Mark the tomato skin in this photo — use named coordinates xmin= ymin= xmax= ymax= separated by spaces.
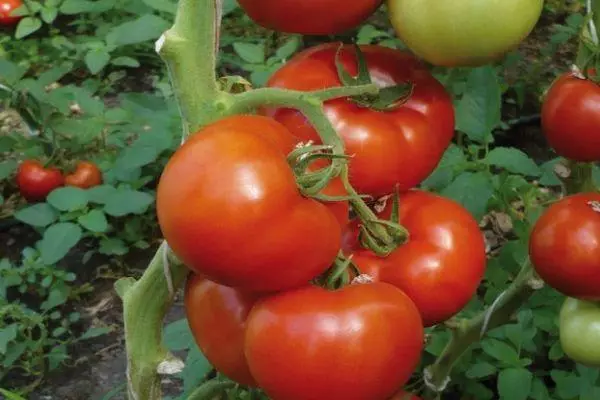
xmin=350 ymin=190 xmax=487 ymax=327
xmin=245 ymin=282 xmax=424 ymax=400
xmin=237 ymin=0 xmax=381 ymax=35
xmin=387 ymin=0 xmax=543 ymax=67
xmin=0 ymin=0 xmax=22 ymax=25
xmin=264 ymin=43 xmax=455 ymax=197
xmin=16 ymin=160 xmax=64 ymax=202
xmin=530 ymin=193 xmax=600 ymax=300
xmin=184 ymin=274 xmax=257 ymax=386
xmin=559 ymin=297 xmax=600 ymax=367
xmin=64 ymin=161 xmax=103 ymax=189
xmin=157 ymin=115 xmax=342 ymax=293
xmin=541 ymin=72 xmax=600 ymax=162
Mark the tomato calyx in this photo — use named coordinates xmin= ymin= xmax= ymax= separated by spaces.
xmin=335 ymin=44 xmax=414 ymax=112
xmin=358 ymin=190 xmax=408 ymax=256
xmin=588 ymin=200 xmax=600 ymax=212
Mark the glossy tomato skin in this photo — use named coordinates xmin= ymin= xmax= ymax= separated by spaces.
xmin=264 ymin=43 xmax=455 ymax=197
xmin=157 ymin=115 xmax=342 ymax=293
xmin=184 ymin=274 xmax=257 ymax=386
xmin=0 ymin=0 xmax=22 ymax=25
xmin=16 ymin=160 xmax=64 ymax=202
xmin=541 ymin=72 xmax=600 ymax=162
xmin=350 ymin=190 xmax=487 ymax=327
xmin=559 ymin=297 xmax=600 ymax=367
xmin=530 ymin=193 xmax=600 ymax=300
xmin=65 ymin=161 xmax=103 ymax=189
xmin=237 ymin=0 xmax=381 ymax=35
xmin=245 ymin=282 xmax=424 ymax=400
xmin=387 ymin=0 xmax=543 ymax=67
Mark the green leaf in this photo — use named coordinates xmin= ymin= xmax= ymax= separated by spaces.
xmin=85 ymin=49 xmax=111 ymax=74
xmin=47 ymin=344 xmax=69 ymax=371
xmin=111 ymin=56 xmax=141 ymax=68
xmin=0 ymin=59 xmax=27 ymax=85
xmin=233 ymin=42 xmax=265 ymax=64
xmin=466 ymin=362 xmax=497 ymax=379
xmin=106 ymin=14 xmax=170 ymax=46
xmin=441 ymin=172 xmax=494 ymax=220
xmin=78 ymin=209 xmax=109 ymax=233
xmin=481 ymin=339 xmax=520 ymax=365
xmin=40 ymin=6 xmax=58 ymax=23
xmin=2 ymin=342 xmax=27 ymax=368
xmin=14 ymin=203 xmax=58 ymax=227
xmin=181 ymin=346 xmax=212 ymax=395
xmin=0 ymin=160 xmax=18 ymax=180
xmin=275 ymin=36 xmax=301 ymax=60
xmin=104 ymin=189 xmax=154 ymax=217
xmin=86 ymin=185 xmax=118 ymax=205
xmin=79 ymin=326 xmax=112 ymax=340
xmin=41 ymin=284 xmax=70 ymax=310
xmin=0 ymin=324 xmax=18 ymax=354
xmin=15 ymin=17 xmax=42 ymax=39
xmin=50 ymin=117 xmax=104 ymax=144
xmin=47 ymin=187 xmax=89 ymax=211
xmin=456 ymin=66 xmax=502 ymax=143
xmin=0 ymin=388 xmax=28 ymax=400
xmin=421 ymin=145 xmax=467 ymax=190
xmin=498 ymin=368 xmax=532 ymax=400
xmin=39 ymin=223 xmax=83 ymax=265
xmin=164 ymin=319 xmax=194 ymax=351
xmin=99 ymin=238 xmax=128 ymax=256
xmin=59 ymin=0 xmax=111 ymax=14
xmin=485 ymin=147 xmax=541 ymax=176
xmin=114 ymin=145 xmax=160 ymax=171
xmin=142 ymin=0 xmax=176 ymax=14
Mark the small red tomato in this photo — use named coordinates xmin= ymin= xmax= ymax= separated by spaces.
xmin=530 ymin=193 xmax=600 ymax=300
xmin=184 ymin=274 xmax=257 ymax=386
xmin=16 ymin=160 xmax=64 ymax=202
xmin=541 ymin=71 xmax=600 ymax=162
xmin=65 ymin=161 xmax=103 ymax=189
xmin=244 ymin=282 xmax=424 ymax=400
xmin=0 ymin=0 xmax=22 ymax=25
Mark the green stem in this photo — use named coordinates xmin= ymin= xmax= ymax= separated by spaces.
xmin=563 ymin=161 xmax=597 ymax=194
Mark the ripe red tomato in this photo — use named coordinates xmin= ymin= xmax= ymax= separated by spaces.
xmin=350 ymin=190 xmax=487 ymax=326
xmin=64 ymin=161 xmax=103 ymax=189
xmin=16 ymin=160 xmax=64 ymax=202
xmin=244 ymin=282 xmax=424 ymax=400
xmin=237 ymin=0 xmax=381 ymax=35
xmin=530 ymin=193 xmax=600 ymax=300
xmin=0 ymin=0 xmax=22 ymax=25
xmin=541 ymin=71 xmax=600 ymax=162
xmin=389 ymin=390 xmax=421 ymax=400
xmin=157 ymin=115 xmax=342 ymax=292
xmin=264 ymin=43 xmax=455 ymax=197
xmin=184 ymin=274 xmax=257 ymax=386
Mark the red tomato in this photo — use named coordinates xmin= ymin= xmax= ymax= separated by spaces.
xmin=529 ymin=193 xmax=600 ymax=300
xmin=389 ymin=390 xmax=421 ymax=400
xmin=237 ymin=0 xmax=381 ymax=35
xmin=157 ymin=115 xmax=342 ymax=292
xmin=244 ymin=282 xmax=424 ymax=400
xmin=16 ymin=160 xmax=64 ymax=202
xmin=264 ymin=43 xmax=455 ymax=197
xmin=65 ymin=161 xmax=103 ymax=189
xmin=0 ymin=0 xmax=22 ymax=25
xmin=541 ymin=71 xmax=600 ymax=162
xmin=350 ymin=190 xmax=487 ymax=326
xmin=184 ymin=274 xmax=257 ymax=386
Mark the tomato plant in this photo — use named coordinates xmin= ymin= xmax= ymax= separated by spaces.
xmin=16 ymin=160 xmax=64 ymax=202
xmin=264 ymin=43 xmax=455 ymax=197
xmin=530 ymin=193 xmax=600 ymax=300
xmin=541 ymin=71 xmax=600 ymax=162
xmin=244 ymin=282 xmax=424 ymax=400
xmin=64 ymin=161 xmax=103 ymax=189
xmin=0 ymin=0 xmax=22 ymax=25
xmin=386 ymin=0 xmax=544 ymax=67
xmin=156 ymin=115 xmax=342 ymax=292
xmin=236 ymin=0 xmax=381 ymax=35
xmin=559 ymin=297 xmax=600 ymax=367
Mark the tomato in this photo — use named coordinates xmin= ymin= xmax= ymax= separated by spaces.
xmin=386 ymin=0 xmax=543 ymax=67
xmin=264 ymin=43 xmax=455 ymax=197
xmin=184 ymin=274 xmax=257 ymax=386
xmin=0 ymin=0 xmax=22 ymax=25
xmin=541 ymin=71 xmax=600 ymax=162
xmin=16 ymin=160 xmax=64 ymax=202
xmin=559 ymin=297 xmax=600 ymax=367
xmin=157 ymin=115 xmax=342 ymax=292
xmin=350 ymin=190 xmax=487 ymax=327
xmin=237 ymin=0 xmax=381 ymax=35
xmin=65 ymin=161 xmax=103 ymax=189
xmin=244 ymin=282 xmax=424 ymax=400
xmin=389 ymin=390 xmax=421 ymax=400
xmin=529 ymin=193 xmax=600 ymax=300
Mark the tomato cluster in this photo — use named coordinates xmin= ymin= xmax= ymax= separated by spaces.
xmin=0 ymin=0 xmax=22 ymax=26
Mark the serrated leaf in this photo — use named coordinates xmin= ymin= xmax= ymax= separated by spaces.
xmin=233 ymin=42 xmax=265 ymax=64
xmin=47 ymin=187 xmax=88 ymax=211
xmin=498 ymin=368 xmax=532 ymax=400
xmin=441 ymin=172 xmax=494 ymax=220
xmin=78 ymin=209 xmax=108 ymax=233
xmin=485 ymin=147 xmax=541 ymax=176
xmin=15 ymin=17 xmax=42 ymax=39
xmin=104 ymin=189 xmax=154 ymax=217
xmin=39 ymin=223 xmax=83 ymax=264
xmin=85 ymin=49 xmax=111 ymax=74
xmin=106 ymin=14 xmax=170 ymax=46
xmin=14 ymin=203 xmax=58 ymax=227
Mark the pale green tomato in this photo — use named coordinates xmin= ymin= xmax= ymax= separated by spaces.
xmin=386 ymin=0 xmax=544 ymax=67
xmin=559 ymin=297 xmax=600 ymax=367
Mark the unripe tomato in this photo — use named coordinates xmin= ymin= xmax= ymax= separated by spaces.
xmin=237 ymin=0 xmax=382 ymax=35
xmin=0 ymin=0 xmax=22 ymax=25
xmin=541 ymin=71 xmax=600 ymax=162
xmin=65 ymin=161 xmax=103 ymax=189
xmin=184 ymin=274 xmax=257 ymax=386
xmin=530 ymin=193 xmax=600 ymax=300
xmin=157 ymin=115 xmax=342 ymax=293
xmin=16 ymin=160 xmax=64 ymax=202
xmin=245 ymin=282 xmax=424 ymax=400
xmin=386 ymin=0 xmax=543 ymax=67
xmin=559 ymin=297 xmax=600 ymax=367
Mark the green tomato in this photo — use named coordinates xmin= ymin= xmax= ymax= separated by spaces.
xmin=386 ymin=0 xmax=544 ymax=67
xmin=559 ymin=297 xmax=600 ymax=367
